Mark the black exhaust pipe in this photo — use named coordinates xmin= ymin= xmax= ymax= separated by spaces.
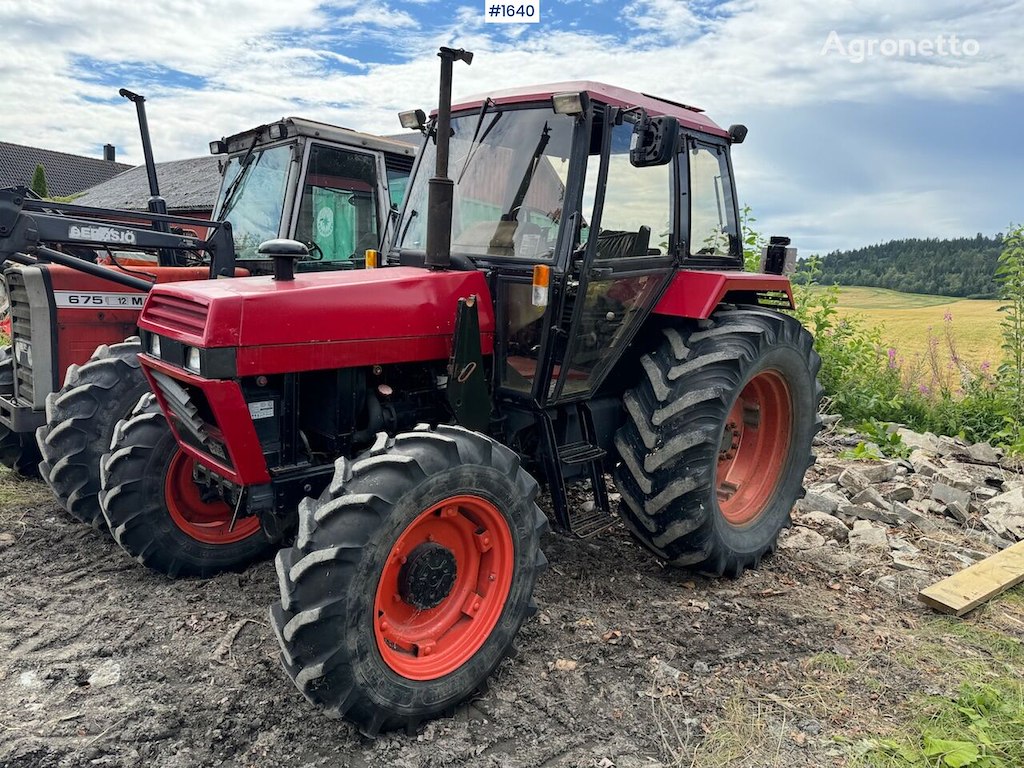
xmin=424 ymin=46 xmax=473 ymax=271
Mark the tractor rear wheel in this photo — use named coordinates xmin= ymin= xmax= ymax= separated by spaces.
xmin=0 ymin=345 xmax=41 ymax=477
xmin=270 ymin=426 xmax=548 ymax=735
xmin=100 ymin=394 xmax=274 ymax=578
xmin=36 ymin=338 xmax=150 ymax=528
xmin=613 ymin=307 xmax=822 ymax=576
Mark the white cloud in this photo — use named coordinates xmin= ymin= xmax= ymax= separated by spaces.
xmin=0 ymin=0 xmax=1020 ymax=250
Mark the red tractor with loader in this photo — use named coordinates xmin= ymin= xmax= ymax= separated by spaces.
xmin=113 ymin=48 xmax=821 ymax=733
xmin=0 ymin=103 xmax=415 ymax=546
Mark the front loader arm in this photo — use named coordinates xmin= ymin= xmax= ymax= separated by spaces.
xmin=0 ymin=187 xmax=236 ymax=290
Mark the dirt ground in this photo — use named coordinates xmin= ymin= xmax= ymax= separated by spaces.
xmin=1 ymin=456 xmax=1022 ymax=768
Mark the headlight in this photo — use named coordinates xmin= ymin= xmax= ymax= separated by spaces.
xmin=185 ymin=347 xmax=201 ymax=373
xmin=149 ymin=335 xmax=161 ymax=358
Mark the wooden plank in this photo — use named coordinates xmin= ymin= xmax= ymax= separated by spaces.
xmin=919 ymin=540 xmax=1024 ymax=616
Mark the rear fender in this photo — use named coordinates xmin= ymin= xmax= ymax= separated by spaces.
xmin=653 ymin=270 xmax=794 ymax=320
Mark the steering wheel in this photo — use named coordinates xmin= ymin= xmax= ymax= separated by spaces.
xmin=305 ymin=241 xmax=325 ymax=261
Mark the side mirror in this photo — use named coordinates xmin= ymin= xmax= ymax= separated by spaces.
xmin=630 ymin=113 xmax=679 ymax=167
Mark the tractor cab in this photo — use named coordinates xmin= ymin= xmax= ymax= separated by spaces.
xmin=210 ymin=117 xmax=415 ymax=270
xmin=392 ymin=83 xmax=744 ymax=407
xmin=389 ymin=82 xmax=759 ymax=531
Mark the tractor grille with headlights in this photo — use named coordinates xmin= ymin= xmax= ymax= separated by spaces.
xmin=5 ymin=271 xmax=34 ymax=404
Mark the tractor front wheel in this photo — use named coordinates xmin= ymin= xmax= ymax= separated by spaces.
xmin=613 ymin=307 xmax=822 ymax=576
xmin=36 ymin=338 xmax=150 ymax=528
xmin=270 ymin=425 xmax=548 ymax=734
xmin=99 ymin=394 xmax=274 ymax=578
xmin=0 ymin=345 xmax=40 ymax=477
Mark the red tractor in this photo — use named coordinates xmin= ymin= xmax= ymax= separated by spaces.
xmin=115 ymin=48 xmax=821 ymax=733
xmin=0 ymin=109 xmax=414 ymax=551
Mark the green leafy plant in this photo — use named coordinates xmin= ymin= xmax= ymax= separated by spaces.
xmin=995 ymin=225 xmax=1024 ymax=452
xmin=840 ymin=419 xmax=911 ymax=460
xmin=840 ymin=441 xmax=887 ymax=461
xmin=857 ymin=682 xmax=1024 ymax=768
xmin=791 ymin=257 xmax=906 ymax=423
xmin=740 ymin=204 xmax=765 ymax=272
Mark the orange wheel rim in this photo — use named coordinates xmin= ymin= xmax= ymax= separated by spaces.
xmin=715 ymin=370 xmax=792 ymax=526
xmin=373 ymin=494 xmax=514 ymax=680
xmin=164 ymin=450 xmax=261 ymax=544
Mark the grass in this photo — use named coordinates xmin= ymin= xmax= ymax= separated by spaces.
xmin=832 ymin=287 xmax=961 ymax=310
xmin=851 ymin=589 xmax=1024 ymax=768
xmin=818 ymin=286 xmax=1002 ymax=368
xmin=853 ymin=680 xmax=1024 ymax=768
xmin=689 ymin=691 xmax=788 ymax=768
xmin=0 ymin=466 xmax=54 ymax=526
xmin=806 ymin=652 xmax=854 ymax=675
xmin=657 ymin=585 xmax=1024 ymax=768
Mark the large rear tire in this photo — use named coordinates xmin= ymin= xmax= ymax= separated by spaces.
xmin=0 ymin=345 xmax=41 ymax=477
xmin=613 ymin=307 xmax=822 ymax=576
xmin=36 ymin=338 xmax=149 ymax=528
xmin=270 ymin=426 xmax=548 ymax=735
xmin=100 ymin=394 xmax=275 ymax=578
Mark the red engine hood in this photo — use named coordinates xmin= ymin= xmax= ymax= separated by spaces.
xmin=138 ymin=267 xmax=495 ymax=375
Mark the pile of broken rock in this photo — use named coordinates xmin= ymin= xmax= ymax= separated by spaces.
xmin=780 ymin=420 xmax=1023 ymax=593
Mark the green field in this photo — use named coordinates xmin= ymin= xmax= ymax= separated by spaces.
xmin=821 ymin=285 xmax=1002 ymax=369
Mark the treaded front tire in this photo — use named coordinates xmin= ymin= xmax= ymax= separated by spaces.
xmin=613 ymin=307 xmax=822 ymax=577
xmin=36 ymin=338 xmax=151 ymax=527
xmin=100 ymin=394 xmax=275 ymax=578
xmin=270 ymin=425 xmax=549 ymax=735
xmin=0 ymin=344 xmax=41 ymax=477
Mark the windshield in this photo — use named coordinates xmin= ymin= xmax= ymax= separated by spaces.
xmin=215 ymin=143 xmax=292 ymax=259
xmin=396 ymin=107 xmax=575 ymax=260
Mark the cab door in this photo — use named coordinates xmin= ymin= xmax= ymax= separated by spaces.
xmin=546 ymin=111 xmax=678 ymax=402
xmin=288 ymin=141 xmax=386 ymax=265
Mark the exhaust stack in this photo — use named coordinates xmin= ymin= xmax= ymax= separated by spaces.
xmin=425 ymin=46 xmax=473 ymax=271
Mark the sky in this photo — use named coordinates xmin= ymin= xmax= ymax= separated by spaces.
xmin=0 ymin=0 xmax=1021 ymax=253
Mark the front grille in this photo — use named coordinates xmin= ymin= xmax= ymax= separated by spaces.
xmin=145 ymin=294 xmax=209 ymax=336
xmin=151 ymin=371 xmax=232 ymax=468
xmin=5 ymin=271 xmax=33 ymax=403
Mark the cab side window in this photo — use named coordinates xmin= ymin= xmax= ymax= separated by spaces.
xmin=385 ymin=155 xmax=413 ymax=211
xmin=686 ymin=141 xmax=739 ymax=262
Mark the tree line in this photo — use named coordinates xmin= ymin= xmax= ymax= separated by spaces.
xmin=807 ymin=234 xmax=1005 ymax=298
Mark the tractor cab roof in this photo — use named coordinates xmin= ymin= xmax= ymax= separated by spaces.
xmin=217 ymin=117 xmax=418 ymax=158
xmin=450 ymin=81 xmax=729 ymax=138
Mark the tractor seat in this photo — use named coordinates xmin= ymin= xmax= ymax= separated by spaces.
xmin=595 ymin=225 xmax=653 ymax=259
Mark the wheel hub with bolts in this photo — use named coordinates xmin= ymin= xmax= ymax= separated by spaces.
xmin=398 ymin=542 xmax=458 ymax=610
xmin=373 ymin=493 xmax=515 ymax=680
xmin=719 ymin=420 xmax=740 ymax=461
xmin=715 ymin=370 xmax=792 ymax=525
